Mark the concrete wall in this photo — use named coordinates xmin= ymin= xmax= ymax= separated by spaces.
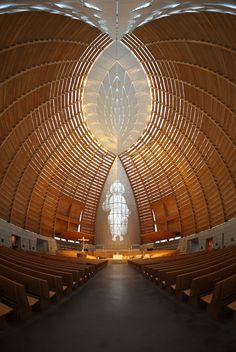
xmin=178 ymin=218 xmax=236 ymax=253
xmin=0 ymin=218 xmax=57 ymax=253
xmin=140 ymin=243 xmax=154 ymax=251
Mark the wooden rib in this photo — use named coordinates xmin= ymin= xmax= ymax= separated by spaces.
xmin=0 ymin=12 xmax=115 ymax=236
xmin=120 ymin=12 xmax=236 ymax=238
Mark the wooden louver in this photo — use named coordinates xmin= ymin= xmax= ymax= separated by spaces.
xmin=0 ymin=12 xmax=115 ymax=237
xmin=0 ymin=11 xmax=235 ymax=242
xmin=120 ymin=12 xmax=236 ymax=238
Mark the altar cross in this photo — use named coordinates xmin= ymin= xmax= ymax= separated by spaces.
xmin=78 ymin=236 xmax=89 ymax=252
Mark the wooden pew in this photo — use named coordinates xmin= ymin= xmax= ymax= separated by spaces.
xmin=0 ymin=253 xmax=75 ymax=292
xmin=0 ymin=245 xmax=107 ymax=293
xmin=27 ymin=250 xmax=104 ymax=273
xmin=142 ymin=253 xmax=207 ymax=278
xmin=183 ymin=264 xmax=236 ymax=307
xmin=227 ymin=301 xmax=236 ymax=324
xmin=132 ymin=245 xmax=236 ymax=275
xmin=0 ymin=245 xmax=108 ymax=329
xmin=130 ymin=250 xmax=209 ymax=272
xmin=21 ymin=253 xmax=86 ymax=283
xmin=0 ymin=251 xmax=80 ymax=289
xmin=146 ymin=247 xmax=236 ymax=284
xmin=34 ymin=253 xmax=96 ymax=277
xmin=0 ymin=263 xmax=53 ymax=310
xmin=14 ymin=249 xmax=91 ymax=279
xmin=0 ymin=275 xmax=38 ymax=320
xmin=0 ymin=301 xmax=13 ymax=329
xmin=22 ymin=260 xmax=83 ymax=286
xmin=0 ymin=256 xmax=65 ymax=299
xmin=25 ymin=252 xmax=91 ymax=280
xmin=172 ymin=258 xmax=236 ymax=295
xmin=165 ymin=256 xmax=236 ymax=292
xmin=200 ymin=274 xmax=236 ymax=318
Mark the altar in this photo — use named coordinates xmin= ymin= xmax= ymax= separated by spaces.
xmin=113 ymin=253 xmax=123 ymax=260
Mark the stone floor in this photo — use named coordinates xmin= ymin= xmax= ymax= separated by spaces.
xmin=0 ymin=262 xmax=236 ymax=352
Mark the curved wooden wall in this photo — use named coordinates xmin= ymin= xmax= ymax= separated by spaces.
xmin=0 ymin=12 xmax=115 ymax=237
xmin=0 ymin=11 xmax=235 ymax=241
xmin=120 ymin=12 xmax=236 ymax=237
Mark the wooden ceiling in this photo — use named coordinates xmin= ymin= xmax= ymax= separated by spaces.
xmin=0 ymin=11 xmax=235 ymax=240
xmin=120 ymin=12 xmax=236 ymax=237
xmin=0 ymin=12 xmax=115 ymax=237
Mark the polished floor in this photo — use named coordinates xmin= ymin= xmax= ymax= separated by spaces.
xmin=0 ymin=262 xmax=236 ymax=352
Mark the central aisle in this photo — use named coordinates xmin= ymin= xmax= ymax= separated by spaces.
xmin=0 ymin=262 xmax=236 ymax=352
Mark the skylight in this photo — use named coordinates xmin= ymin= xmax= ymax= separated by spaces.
xmin=83 ymin=2 xmax=101 ymax=11
xmin=132 ymin=2 xmax=152 ymax=12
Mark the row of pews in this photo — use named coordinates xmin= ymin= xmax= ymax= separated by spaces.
xmin=128 ymin=245 xmax=236 ymax=323
xmin=0 ymin=245 xmax=107 ymax=329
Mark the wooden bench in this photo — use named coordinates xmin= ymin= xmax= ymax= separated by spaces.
xmin=24 ymin=253 xmax=89 ymax=282
xmin=0 ymin=263 xmax=53 ymax=310
xmin=35 ymin=253 xmax=96 ymax=277
xmin=166 ymin=257 xmax=236 ymax=293
xmin=0 ymin=252 xmax=78 ymax=291
xmin=12 ymin=249 xmax=89 ymax=278
xmin=172 ymin=259 xmax=236 ymax=295
xmin=227 ymin=300 xmax=236 ymax=324
xmin=130 ymin=245 xmax=236 ymax=275
xmin=149 ymin=249 xmax=236 ymax=285
xmin=184 ymin=263 xmax=236 ymax=305
xmin=0 ymin=256 xmax=65 ymax=299
xmin=144 ymin=249 xmax=219 ymax=271
xmin=0 ymin=301 xmax=14 ymax=329
xmin=129 ymin=250 xmax=207 ymax=271
xmin=25 ymin=261 xmax=82 ymax=286
xmin=200 ymin=274 xmax=236 ymax=317
xmin=49 ymin=255 xmax=99 ymax=274
xmin=183 ymin=264 xmax=236 ymax=307
xmin=4 ymin=250 xmax=86 ymax=283
xmin=145 ymin=257 xmax=211 ymax=281
xmin=0 ymin=275 xmax=39 ymax=320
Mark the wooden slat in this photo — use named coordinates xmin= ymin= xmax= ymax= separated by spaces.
xmin=120 ymin=12 xmax=236 ymax=237
xmin=0 ymin=12 xmax=115 ymax=237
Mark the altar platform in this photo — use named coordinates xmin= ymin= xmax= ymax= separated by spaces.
xmin=56 ymin=249 xmax=176 ymax=260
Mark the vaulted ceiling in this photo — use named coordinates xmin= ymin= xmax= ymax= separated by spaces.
xmin=120 ymin=13 xmax=236 ymax=236
xmin=0 ymin=12 xmax=114 ymax=236
xmin=0 ymin=7 xmax=235 ymax=240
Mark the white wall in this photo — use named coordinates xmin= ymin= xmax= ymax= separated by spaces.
xmin=0 ymin=218 xmax=57 ymax=253
xmin=178 ymin=218 xmax=236 ymax=253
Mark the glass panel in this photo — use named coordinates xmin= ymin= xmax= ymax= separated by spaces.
xmin=102 ymin=180 xmax=130 ymax=241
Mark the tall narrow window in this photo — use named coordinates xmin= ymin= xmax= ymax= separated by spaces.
xmin=102 ymin=180 xmax=130 ymax=241
xmin=152 ymin=209 xmax=158 ymax=232
xmin=77 ymin=210 xmax=83 ymax=232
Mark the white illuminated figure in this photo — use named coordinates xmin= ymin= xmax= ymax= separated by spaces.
xmin=102 ymin=180 xmax=130 ymax=241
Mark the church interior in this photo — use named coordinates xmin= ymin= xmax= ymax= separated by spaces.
xmin=0 ymin=1 xmax=236 ymax=351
